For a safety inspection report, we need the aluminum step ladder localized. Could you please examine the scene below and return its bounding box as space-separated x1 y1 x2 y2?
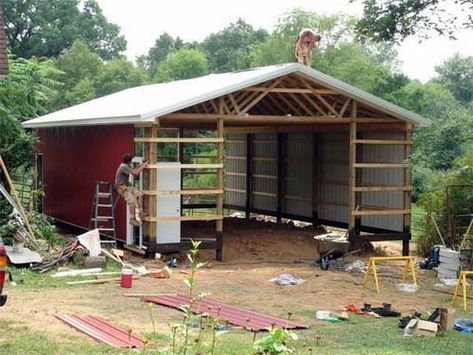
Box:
90 181 117 247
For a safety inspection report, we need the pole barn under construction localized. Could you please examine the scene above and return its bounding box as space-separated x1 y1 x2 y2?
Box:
23 63 430 260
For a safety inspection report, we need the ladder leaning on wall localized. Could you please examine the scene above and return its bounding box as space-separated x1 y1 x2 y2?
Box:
89 180 117 247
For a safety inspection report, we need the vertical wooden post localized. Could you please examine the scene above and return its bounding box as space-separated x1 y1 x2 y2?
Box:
348 101 357 237
178 128 184 218
142 127 151 247
355 131 363 235
245 133 253 219
216 98 225 261
276 132 284 223
312 133 319 225
403 123 413 256
148 125 158 248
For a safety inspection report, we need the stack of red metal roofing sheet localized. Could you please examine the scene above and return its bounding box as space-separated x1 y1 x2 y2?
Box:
144 294 308 331
56 314 144 348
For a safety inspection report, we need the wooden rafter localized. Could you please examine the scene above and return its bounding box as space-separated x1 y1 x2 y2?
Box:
240 77 285 114
274 92 303 116
339 98 351 117
287 93 315 116
228 94 240 114
301 93 327 116
238 91 261 112
265 93 289 114
209 99 218 113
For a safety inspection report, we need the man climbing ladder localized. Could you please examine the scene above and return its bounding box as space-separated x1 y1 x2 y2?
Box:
115 154 148 226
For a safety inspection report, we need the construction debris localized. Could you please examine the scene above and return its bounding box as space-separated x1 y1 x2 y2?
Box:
53 268 103 278
395 283 419 293
56 314 144 348
454 318 473 333
269 273 305 286
83 256 106 269
404 319 438 337
148 266 172 279
4 244 42 264
67 276 137 286
144 294 308 331
31 239 83 273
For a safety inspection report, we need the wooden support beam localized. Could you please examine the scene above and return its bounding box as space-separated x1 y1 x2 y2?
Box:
354 163 408 168
216 98 225 261
148 126 158 245
354 139 413 145
287 93 316 116
242 87 337 94
353 209 411 216
161 113 398 124
143 189 224 196
135 138 224 143
245 133 253 219
146 164 223 169
240 77 284 114
339 98 351 118
348 102 357 231
228 93 240 114
265 93 290 114
354 186 413 192
277 133 285 223
144 215 224 222
301 93 327 116
348 121 356 230
274 92 303 116
404 123 413 255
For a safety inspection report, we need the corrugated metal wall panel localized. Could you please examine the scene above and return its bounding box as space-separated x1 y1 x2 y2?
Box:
224 134 246 207
252 133 277 211
317 133 349 223
360 131 405 231
37 125 134 241
283 133 313 217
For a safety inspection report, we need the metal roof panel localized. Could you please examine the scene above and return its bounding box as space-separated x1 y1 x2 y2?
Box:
23 63 430 128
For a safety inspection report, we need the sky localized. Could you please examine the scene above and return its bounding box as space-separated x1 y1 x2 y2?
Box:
96 0 473 83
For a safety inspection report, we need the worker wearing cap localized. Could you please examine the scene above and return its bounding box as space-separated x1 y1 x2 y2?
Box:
115 154 148 226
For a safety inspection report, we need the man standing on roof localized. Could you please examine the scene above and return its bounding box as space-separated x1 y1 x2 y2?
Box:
115 154 148 226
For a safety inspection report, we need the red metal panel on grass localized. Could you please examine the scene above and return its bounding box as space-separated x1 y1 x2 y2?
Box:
56 314 144 348
37 125 134 241
144 294 308 331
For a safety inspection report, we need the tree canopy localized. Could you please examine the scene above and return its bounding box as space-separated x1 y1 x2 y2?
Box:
3 0 126 59
355 0 473 43
154 48 209 82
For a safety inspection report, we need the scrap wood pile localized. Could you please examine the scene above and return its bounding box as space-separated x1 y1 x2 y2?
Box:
30 239 81 273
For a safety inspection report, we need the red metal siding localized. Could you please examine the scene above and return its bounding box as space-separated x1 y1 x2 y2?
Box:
144 295 308 331
37 125 134 241
56 314 144 348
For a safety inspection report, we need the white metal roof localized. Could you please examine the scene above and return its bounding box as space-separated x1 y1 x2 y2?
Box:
23 63 430 128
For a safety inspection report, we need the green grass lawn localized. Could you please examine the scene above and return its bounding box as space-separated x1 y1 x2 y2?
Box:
1 312 472 354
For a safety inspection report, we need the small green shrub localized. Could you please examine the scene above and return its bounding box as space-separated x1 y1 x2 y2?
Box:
253 327 298 354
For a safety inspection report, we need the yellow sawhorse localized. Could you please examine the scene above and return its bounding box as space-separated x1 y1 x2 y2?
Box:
363 256 417 293
451 271 473 311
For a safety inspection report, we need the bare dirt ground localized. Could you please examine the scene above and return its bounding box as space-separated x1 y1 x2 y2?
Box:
0 218 465 345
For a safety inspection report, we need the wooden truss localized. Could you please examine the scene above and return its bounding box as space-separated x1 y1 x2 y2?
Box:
134 72 413 258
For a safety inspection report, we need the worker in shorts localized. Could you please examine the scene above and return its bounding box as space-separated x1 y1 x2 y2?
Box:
115 154 148 226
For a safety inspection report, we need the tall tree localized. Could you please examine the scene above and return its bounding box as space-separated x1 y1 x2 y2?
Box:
202 18 268 72
435 53 473 107
3 0 126 59
94 57 147 97
137 32 183 77
0 55 62 168
53 40 102 107
355 0 473 43
154 48 209 82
